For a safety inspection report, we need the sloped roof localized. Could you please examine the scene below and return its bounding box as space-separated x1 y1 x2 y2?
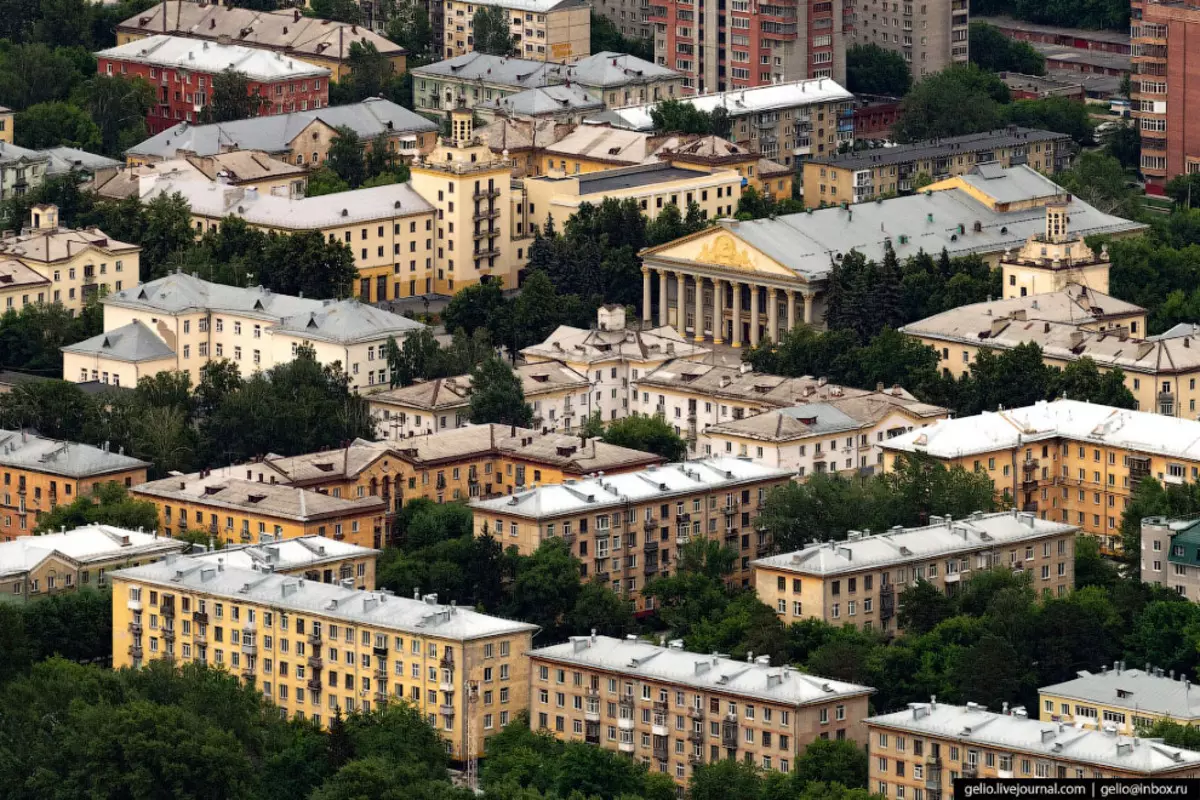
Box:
522 321 709 365
104 272 320 320
564 51 679 87
0 224 138 263
133 475 384 521
62 320 176 363
0 429 148 478
0 141 50 167
0 259 50 290
272 299 425 344
96 34 329 80
192 534 379 571
1041 667 1200 722
370 362 591 412
126 98 436 159
0 524 186 579
543 126 689 165
413 52 562 88
477 84 604 117
41 147 122 177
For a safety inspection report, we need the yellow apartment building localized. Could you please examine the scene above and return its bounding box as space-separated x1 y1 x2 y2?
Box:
0 204 141 316
753 510 1077 636
802 127 1071 207
131 474 387 549
0 430 150 541
1039 664 1200 736
368 362 592 438
146 180 438 304
190 534 380 592
0 258 51 313
866 701 1200 791
111 556 537 757
440 0 589 61
89 151 309 201
880 399 1200 555
469 457 793 609
661 136 794 201
0 524 185 602
540 126 694 176
116 2 407 81
632 362 947 468
0 106 11 143
529 634 874 785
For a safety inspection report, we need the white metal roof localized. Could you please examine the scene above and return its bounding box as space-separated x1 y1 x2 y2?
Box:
0 525 186 579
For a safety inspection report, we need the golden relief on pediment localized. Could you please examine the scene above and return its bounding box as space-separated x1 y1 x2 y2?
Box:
696 234 754 270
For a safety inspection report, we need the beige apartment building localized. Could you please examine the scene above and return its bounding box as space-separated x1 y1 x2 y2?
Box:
440 0 589 61
0 204 140 316
191 535 380 592
144 180 438 304
1040 663 1200 735
880 399 1200 555
0 524 185 603
802 127 1072 207
1141 516 1200 602
469 456 793 608
61 273 426 391
633 362 947 468
89 151 309 201
851 0 968 79
528 634 874 785
866 701 1200 792
754 510 1077 635
369 362 592 438
111 557 537 757
522 306 709 423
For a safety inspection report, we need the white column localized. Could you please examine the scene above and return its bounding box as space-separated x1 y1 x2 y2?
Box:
802 290 815 326
658 270 669 327
694 276 705 342
786 290 797 333
767 288 779 344
676 272 687 337
713 278 725 344
750 284 760 347
731 281 742 348
642 268 652 323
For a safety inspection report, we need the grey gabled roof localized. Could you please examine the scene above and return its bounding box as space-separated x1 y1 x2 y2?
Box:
1040 668 1200 721
104 272 319 320
41 147 122 177
126 98 437 159
564 52 680 87
61 320 175 363
476 84 604 117
413 53 562 89
272 299 426 344
0 429 149 478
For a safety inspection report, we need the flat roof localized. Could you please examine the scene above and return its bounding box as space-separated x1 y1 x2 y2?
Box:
531 634 874 706
114 556 538 640
575 163 723 195
973 15 1130 46
1033 42 1130 72
809 127 1068 171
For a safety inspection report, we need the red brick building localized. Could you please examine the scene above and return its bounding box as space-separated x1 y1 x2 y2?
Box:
95 34 330 135
647 0 848 95
1132 0 1200 192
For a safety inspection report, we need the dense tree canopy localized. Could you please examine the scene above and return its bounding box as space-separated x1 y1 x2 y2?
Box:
969 0 1128 30
969 23 1046 75
472 5 517 55
845 44 912 97
590 11 653 61
649 98 733 138
893 65 1010 143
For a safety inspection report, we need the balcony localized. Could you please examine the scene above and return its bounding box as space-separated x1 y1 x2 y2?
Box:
723 502 739 515
241 641 257 655
306 676 323 691
307 654 323 669
162 628 176 642
128 622 143 636
675 534 690 546
688 752 704 765
194 628 207 643
374 663 388 680
643 538 658 552
688 706 705 720
373 644 388 657
439 704 457 716
473 247 501 260
644 563 659 576
473 187 501 200
192 610 208 624
643 518 658 530
128 645 143 659
308 631 323 647
439 678 455 692
472 227 499 241
472 207 501 221
688 728 705 743
618 740 635 753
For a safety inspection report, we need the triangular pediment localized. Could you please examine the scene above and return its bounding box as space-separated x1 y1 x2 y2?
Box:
645 227 797 277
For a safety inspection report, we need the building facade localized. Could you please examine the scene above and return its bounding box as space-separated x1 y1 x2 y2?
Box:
1141 516 1200 602
191 535 380 591
1131 0 1200 191
529 634 874 785
754 510 1076 634
469 457 793 609
880 399 1200 555
89 151 310 201
0 142 49 203
802 127 1072 207
61 273 426 390
0 430 150 540
866 701 1200 792
439 0 589 61
1039 663 1200 735
850 0 968 79
95 35 330 135
0 524 185 602
111 556 537 757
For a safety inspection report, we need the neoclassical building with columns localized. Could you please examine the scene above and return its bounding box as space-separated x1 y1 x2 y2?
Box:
637 164 1149 346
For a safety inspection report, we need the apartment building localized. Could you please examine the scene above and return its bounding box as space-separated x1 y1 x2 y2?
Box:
124 98 438 168
521 306 709 423
880 399 1200 555
0 204 141 316
475 84 605 124
369 362 592 437
634 362 946 465
0 524 185 602
131 474 387 549
469 457 793 608
0 106 10 144
640 165 1144 346
1131 0 1200 190
414 51 680 115
95 36 330 135
528 634 874 785
866 701 1200 791
111 557 537 756
538 126 694 174
801 127 1072 207
1039 663 1200 735
754 510 1075 634
1141 515 1200 602
0 430 150 540
145 179 437 303
646 0 849 95
61 273 426 390
191 535 380 591
0 141 49 203
89 151 309 201
116 2 407 81
850 0 968 80
663 135 794 200
439 0 589 61
594 79 854 167
593 0 652 40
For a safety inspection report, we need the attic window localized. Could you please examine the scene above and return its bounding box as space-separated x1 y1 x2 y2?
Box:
530 373 549 382
1116 689 1132 699
752 384 772 394
247 493 267 503
203 486 224 496
314 463 335 472
253 299 264 310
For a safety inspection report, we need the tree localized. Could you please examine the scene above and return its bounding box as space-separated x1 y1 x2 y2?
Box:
1004 96 1094 146
599 414 686 461
0 302 101 377
326 125 368 188
139 191 197 279
305 167 352 197
649 97 727 135
846 44 912 96
1056 152 1139 218
1166 173 1200 209
257 231 357 298
897 579 957 635
70 74 154 157
472 5 517 55
794 738 870 788
689 759 768 800
468 356 533 427
969 23 1046 75
309 0 363 23
1051 358 1136 408
0 43 93 110
504 538 582 638
201 68 267 124
968 0 1128 30
442 279 506 337
33 482 159 534
14 101 101 150
590 12 653 61
386 4 434 63
566 579 636 637
893 65 1009 143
